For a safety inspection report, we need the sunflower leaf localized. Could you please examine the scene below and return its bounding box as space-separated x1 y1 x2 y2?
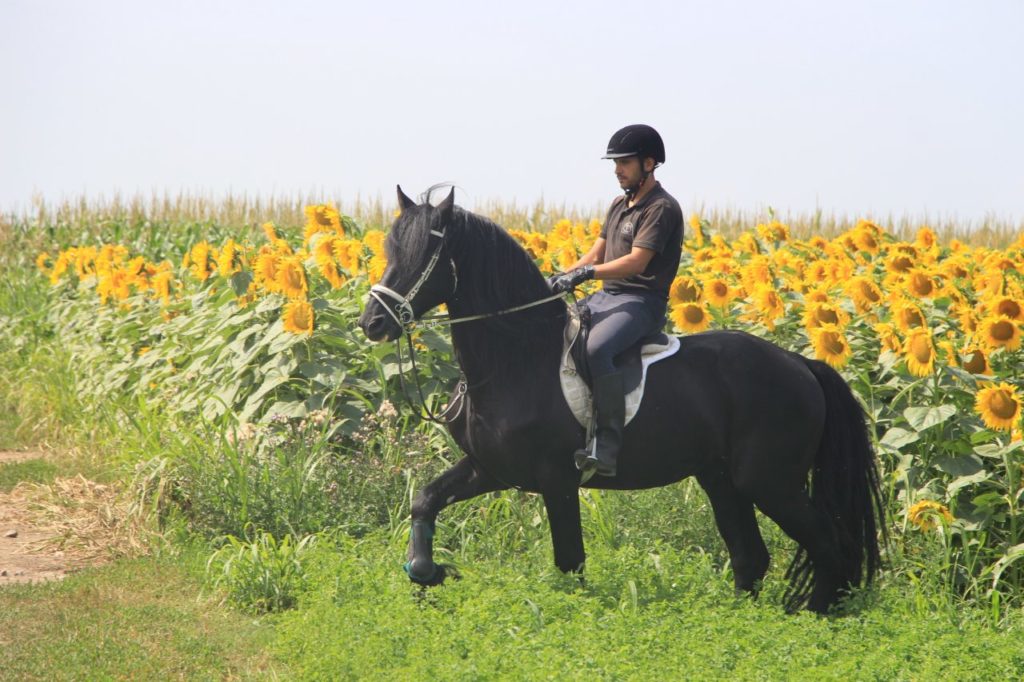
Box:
934 454 985 477
947 470 993 496
903 404 957 432
880 427 919 450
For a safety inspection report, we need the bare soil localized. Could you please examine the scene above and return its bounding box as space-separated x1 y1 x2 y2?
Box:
0 450 144 586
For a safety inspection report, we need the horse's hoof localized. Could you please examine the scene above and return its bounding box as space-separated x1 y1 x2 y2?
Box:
404 560 447 587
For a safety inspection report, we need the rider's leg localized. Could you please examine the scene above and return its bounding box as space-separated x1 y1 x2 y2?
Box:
575 291 666 477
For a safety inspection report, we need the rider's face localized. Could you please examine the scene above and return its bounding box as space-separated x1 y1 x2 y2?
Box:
614 157 640 189
613 156 652 190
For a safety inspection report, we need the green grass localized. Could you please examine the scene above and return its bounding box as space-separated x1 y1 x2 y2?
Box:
0 546 284 680
0 458 59 492
271 532 1024 680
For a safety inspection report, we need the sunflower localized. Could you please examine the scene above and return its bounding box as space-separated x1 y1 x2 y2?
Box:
979 315 1022 351
556 245 578 271
960 346 990 375
368 254 388 285
334 239 366 273
874 322 903 354
905 268 939 298
802 301 849 332
670 276 702 304
852 227 881 255
907 500 952 531
988 295 1024 322
671 302 711 333
847 276 883 311
688 213 706 247
189 241 214 282
320 260 346 289
49 253 70 285
262 221 279 242
804 260 829 287
811 325 852 369
151 270 173 305
702 277 733 308
303 204 343 243
282 299 314 335
756 220 790 244
362 230 386 256
891 300 926 333
312 233 340 266
751 284 785 324
885 252 915 275
253 252 280 293
954 305 978 335
915 226 938 251
903 328 935 377
975 382 1022 431
216 238 243 277
740 256 773 293
275 256 308 299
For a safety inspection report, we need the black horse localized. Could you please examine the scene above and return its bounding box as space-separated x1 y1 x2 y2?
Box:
358 186 885 614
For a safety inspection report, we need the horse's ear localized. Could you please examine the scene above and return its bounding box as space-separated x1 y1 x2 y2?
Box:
396 185 416 211
437 187 456 219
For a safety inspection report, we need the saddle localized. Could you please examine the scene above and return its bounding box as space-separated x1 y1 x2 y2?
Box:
560 300 680 429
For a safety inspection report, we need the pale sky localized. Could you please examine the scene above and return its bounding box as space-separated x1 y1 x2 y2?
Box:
2 0 1022 222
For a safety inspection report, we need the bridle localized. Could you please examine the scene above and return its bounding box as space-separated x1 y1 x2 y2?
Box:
368 223 563 423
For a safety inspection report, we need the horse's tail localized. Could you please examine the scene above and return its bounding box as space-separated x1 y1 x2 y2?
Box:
784 358 886 612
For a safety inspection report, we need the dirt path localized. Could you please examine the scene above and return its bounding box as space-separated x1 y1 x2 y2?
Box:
1 450 142 586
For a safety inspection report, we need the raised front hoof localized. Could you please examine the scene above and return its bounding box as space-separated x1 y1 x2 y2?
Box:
404 560 459 587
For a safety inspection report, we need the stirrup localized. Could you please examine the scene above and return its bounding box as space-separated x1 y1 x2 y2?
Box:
574 441 597 483
574 439 616 479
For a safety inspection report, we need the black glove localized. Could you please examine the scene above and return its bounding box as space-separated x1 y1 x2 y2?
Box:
549 265 595 294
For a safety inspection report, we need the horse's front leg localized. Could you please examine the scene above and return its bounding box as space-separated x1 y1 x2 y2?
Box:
407 455 505 585
541 484 585 577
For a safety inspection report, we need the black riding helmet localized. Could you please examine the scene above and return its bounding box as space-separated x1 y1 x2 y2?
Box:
601 124 665 165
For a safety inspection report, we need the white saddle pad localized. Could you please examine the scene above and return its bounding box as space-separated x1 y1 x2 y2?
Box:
559 306 680 430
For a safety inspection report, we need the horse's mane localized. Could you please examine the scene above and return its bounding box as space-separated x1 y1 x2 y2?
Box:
445 207 565 385
391 185 565 389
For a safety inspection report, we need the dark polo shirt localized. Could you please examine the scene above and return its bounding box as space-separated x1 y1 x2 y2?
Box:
600 182 683 299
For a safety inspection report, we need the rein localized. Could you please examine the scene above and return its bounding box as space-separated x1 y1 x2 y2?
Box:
367 225 564 424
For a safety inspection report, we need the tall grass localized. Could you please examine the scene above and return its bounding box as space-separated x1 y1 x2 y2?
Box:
4 192 1022 256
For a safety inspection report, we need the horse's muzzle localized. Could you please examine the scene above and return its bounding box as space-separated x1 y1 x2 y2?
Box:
358 307 400 342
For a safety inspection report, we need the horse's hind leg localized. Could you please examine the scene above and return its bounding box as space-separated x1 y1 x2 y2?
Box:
407 456 505 585
697 472 770 595
751 490 844 614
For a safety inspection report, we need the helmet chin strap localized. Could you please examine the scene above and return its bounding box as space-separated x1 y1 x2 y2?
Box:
623 167 652 199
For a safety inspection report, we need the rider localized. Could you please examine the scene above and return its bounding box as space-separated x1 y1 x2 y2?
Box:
549 124 683 477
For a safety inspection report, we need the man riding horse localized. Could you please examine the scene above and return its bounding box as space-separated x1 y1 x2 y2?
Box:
550 124 683 478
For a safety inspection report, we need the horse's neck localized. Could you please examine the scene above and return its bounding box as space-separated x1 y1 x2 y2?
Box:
449 308 565 404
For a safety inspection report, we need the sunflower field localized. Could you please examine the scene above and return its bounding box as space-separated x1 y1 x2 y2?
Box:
24 202 1024 605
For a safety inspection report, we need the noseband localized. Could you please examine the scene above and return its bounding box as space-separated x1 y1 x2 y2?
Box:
368 228 454 334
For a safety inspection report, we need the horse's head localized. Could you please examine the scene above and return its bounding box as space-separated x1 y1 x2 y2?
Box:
358 185 459 341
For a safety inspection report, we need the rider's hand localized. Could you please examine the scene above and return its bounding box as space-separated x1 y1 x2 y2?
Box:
549 265 595 294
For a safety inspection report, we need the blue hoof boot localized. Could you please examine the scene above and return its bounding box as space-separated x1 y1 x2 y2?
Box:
404 560 445 586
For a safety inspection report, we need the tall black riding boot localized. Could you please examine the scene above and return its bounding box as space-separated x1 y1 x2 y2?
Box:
574 371 625 478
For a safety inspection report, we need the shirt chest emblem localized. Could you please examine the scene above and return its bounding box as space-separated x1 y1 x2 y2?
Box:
621 220 634 237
